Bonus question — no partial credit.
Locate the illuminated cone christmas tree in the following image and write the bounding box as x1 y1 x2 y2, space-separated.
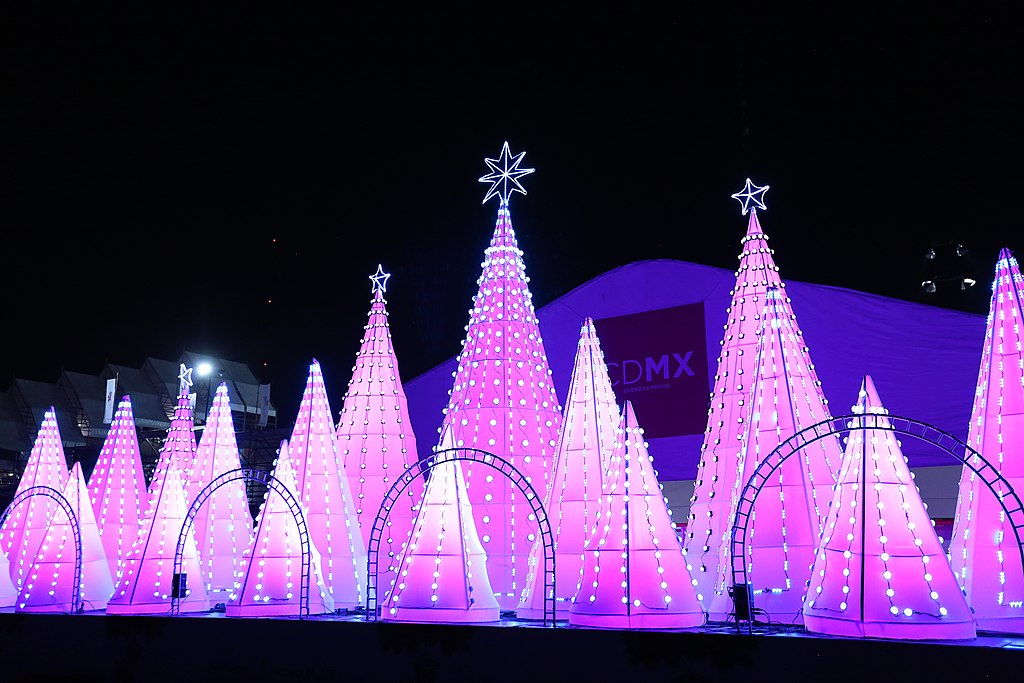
289 359 366 610
186 382 254 600
87 394 148 580
336 265 423 586
438 142 563 609
803 375 975 639
16 462 114 613
227 440 335 617
569 401 705 629
106 460 209 614
1 407 69 589
383 428 500 623
683 181 839 621
519 317 619 620
949 247 1024 633
148 369 198 504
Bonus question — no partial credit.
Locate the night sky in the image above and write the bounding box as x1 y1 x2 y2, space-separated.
3 9 1020 422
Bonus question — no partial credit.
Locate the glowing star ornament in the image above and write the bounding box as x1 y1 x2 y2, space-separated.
87 395 149 580
803 376 976 640
369 264 391 293
438 184 563 610
730 178 769 215
383 428 500 623
336 272 423 593
683 196 840 622
518 317 619 620
178 363 194 393
147 385 198 505
227 440 335 617
16 462 114 613
1 408 69 589
289 359 367 610
949 247 1024 633
478 141 535 206
186 382 254 599
568 401 705 629
105 461 210 615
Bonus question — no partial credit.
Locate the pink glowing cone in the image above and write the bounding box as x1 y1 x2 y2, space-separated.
439 201 564 609
186 382 254 599
0 550 15 607
1 408 70 589
683 208 840 621
569 401 705 629
383 428 500 623
803 376 976 640
949 247 1024 633
148 388 198 505
289 359 367 610
16 462 114 613
105 460 209 615
336 280 423 583
87 395 149 580
519 317 619 620
227 440 335 617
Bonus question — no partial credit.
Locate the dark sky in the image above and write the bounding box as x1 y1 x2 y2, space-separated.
2 8 1020 422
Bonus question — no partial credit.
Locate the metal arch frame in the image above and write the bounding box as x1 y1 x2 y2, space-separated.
0 485 82 614
171 467 312 618
728 413 1024 631
365 447 557 626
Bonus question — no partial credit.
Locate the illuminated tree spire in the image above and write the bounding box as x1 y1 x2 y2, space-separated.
86 394 148 580
227 440 335 616
16 462 114 613
568 401 705 629
147 384 198 505
1 408 69 590
803 376 976 640
683 188 839 621
289 359 367 610
185 382 254 600
439 143 563 609
518 317 619 620
949 247 1024 633
336 266 423 589
383 427 500 623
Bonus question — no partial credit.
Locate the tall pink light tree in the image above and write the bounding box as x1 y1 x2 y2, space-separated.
289 359 366 611
336 265 423 596
148 366 198 504
949 247 1024 633
87 394 149 580
186 381 254 602
227 440 335 617
437 142 563 609
518 317 619 620
16 462 114 613
683 180 840 621
803 375 976 640
382 428 500 623
1 407 69 590
569 401 705 629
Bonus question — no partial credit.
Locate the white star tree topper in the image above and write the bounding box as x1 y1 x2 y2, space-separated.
369 264 391 293
731 178 770 215
478 141 535 206
178 363 194 394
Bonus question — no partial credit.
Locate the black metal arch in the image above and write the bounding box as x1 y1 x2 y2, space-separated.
728 413 1024 629
171 467 312 618
365 447 557 626
0 485 82 614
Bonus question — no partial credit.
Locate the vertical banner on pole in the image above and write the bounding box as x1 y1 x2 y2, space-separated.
103 377 117 424
257 384 271 427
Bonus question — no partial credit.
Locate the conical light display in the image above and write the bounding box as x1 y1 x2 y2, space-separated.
227 440 335 617
148 387 198 505
289 359 367 610
569 401 705 629
186 382 254 599
803 375 976 640
383 428 500 623
16 462 114 613
519 317 619 620
949 247 1024 633
87 395 148 580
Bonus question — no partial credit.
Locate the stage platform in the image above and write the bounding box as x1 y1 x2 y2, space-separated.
0 610 1021 681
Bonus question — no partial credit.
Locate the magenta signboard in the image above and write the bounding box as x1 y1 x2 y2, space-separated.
593 303 709 439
